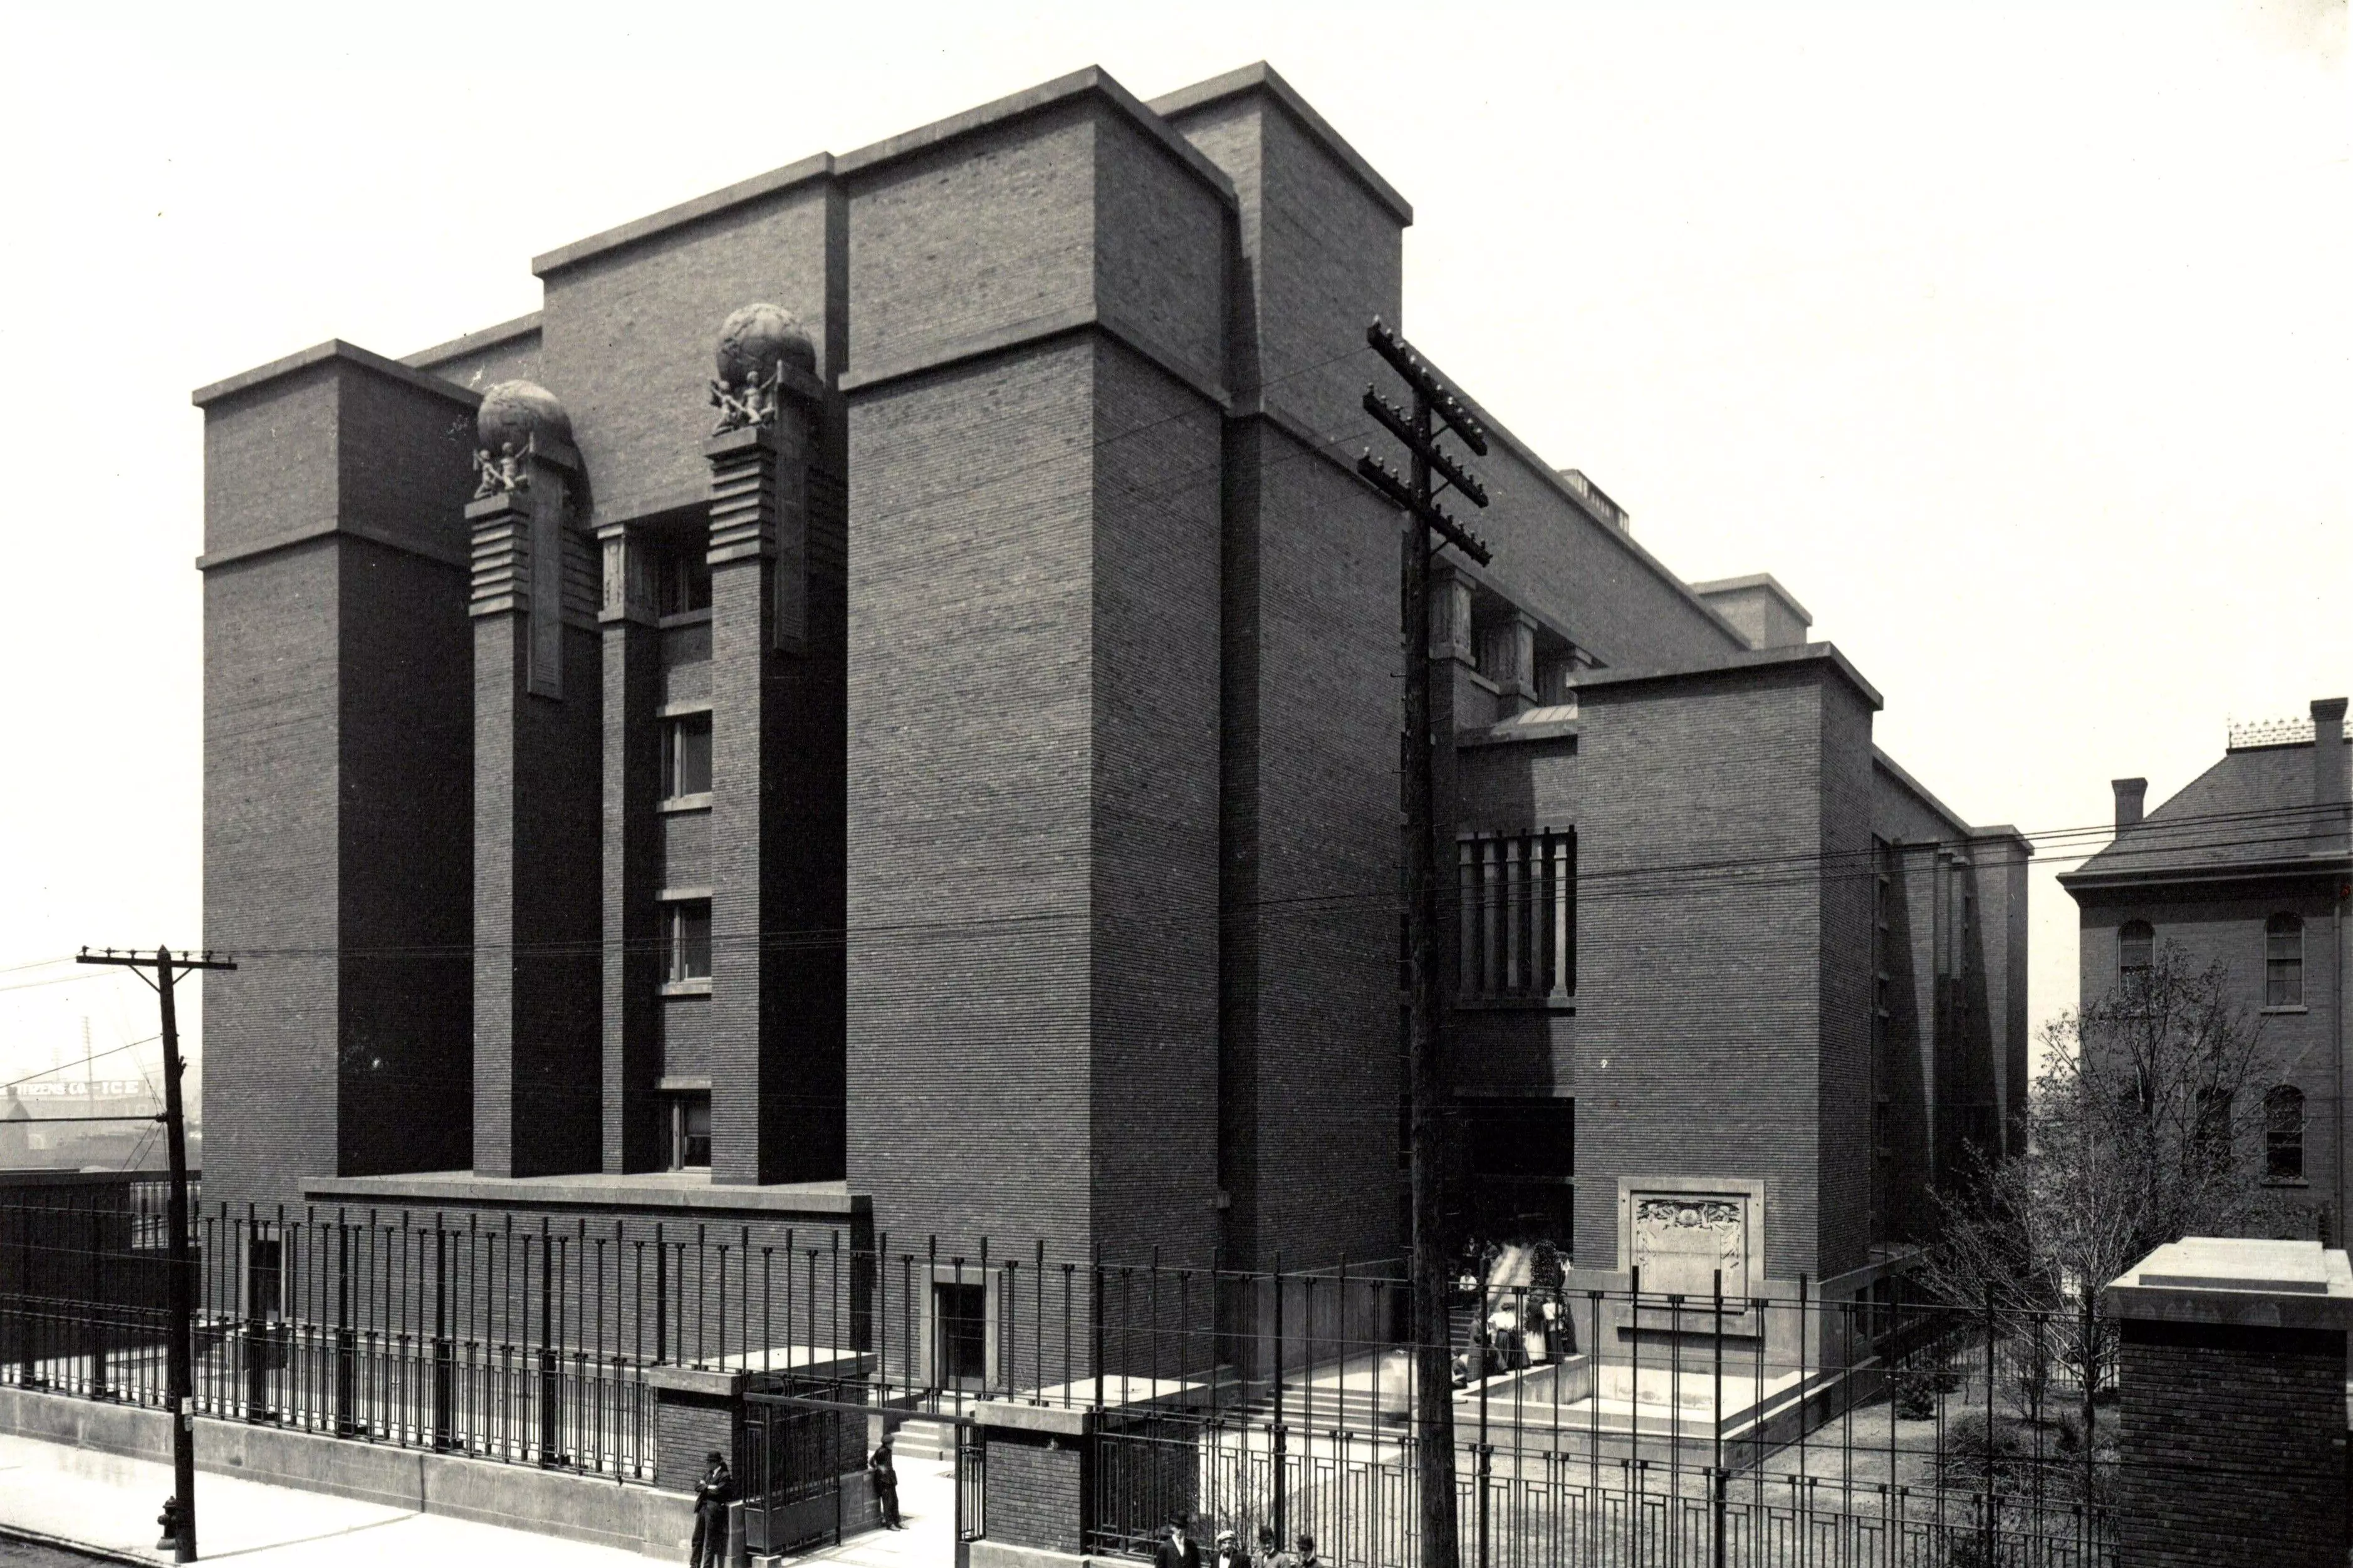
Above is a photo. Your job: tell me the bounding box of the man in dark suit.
[689,1450,733,1567]
[869,1436,902,1529]
[1154,1518,1204,1568]
[1210,1525,1251,1568]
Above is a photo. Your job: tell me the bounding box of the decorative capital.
[474,380,577,498]
[708,303,815,435]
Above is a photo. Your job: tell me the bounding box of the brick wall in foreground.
[2116,1317,2347,1567]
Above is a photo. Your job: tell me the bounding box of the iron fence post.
[334,1212,355,1437]
[1713,1269,1725,1568]
[540,1221,560,1465]
[434,1219,453,1448]
[1983,1294,1997,1563]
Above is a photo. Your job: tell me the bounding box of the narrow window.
[667,1093,711,1170]
[665,900,712,984]
[2265,1085,2305,1183]
[2118,920,2153,983]
[661,714,712,800]
[656,546,711,616]
[2265,914,2303,1007]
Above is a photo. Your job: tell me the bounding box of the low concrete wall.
[0,1386,693,1559]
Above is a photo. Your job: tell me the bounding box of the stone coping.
[1148,60,1413,224]
[192,337,483,411]
[402,311,543,373]
[300,1169,867,1218]
[645,1347,866,1397]
[971,1375,1221,1437]
[533,66,1234,280]
[1572,641,1885,714]
[2103,1238,2353,1332]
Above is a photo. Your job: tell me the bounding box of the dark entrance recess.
[1465,1097,1574,1247]
[934,1281,986,1386]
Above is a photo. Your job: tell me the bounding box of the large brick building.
[194,63,2026,1313]
[2061,698,2352,1236]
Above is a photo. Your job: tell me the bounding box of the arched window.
[2118,920,2153,982]
[2265,1085,2305,1183]
[2265,914,2304,1008]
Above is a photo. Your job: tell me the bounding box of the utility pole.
[1359,318,1492,1568]
[78,945,235,1565]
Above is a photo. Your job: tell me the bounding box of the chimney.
[2112,777,2147,831]
[2315,699,2349,849]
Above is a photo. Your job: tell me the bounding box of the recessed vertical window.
[2118,920,2153,983]
[1457,828,1576,1002]
[661,714,712,800]
[2265,914,2303,1008]
[2265,1085,2305,1184]
[656,546,711,617]
[665,900,711,984]
[668,1093,711,1170]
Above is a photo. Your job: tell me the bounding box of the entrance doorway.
[934,1281,987,1388]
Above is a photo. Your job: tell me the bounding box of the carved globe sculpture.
[475,380,574,455]
[715,303,815,387]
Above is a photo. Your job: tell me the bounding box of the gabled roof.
[2061,739,2352,890]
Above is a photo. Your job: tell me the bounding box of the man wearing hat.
[1153,1517,1204,1568]
[1209,1524,1253,1568]
[689,1450,733,1567]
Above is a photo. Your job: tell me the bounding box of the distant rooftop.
[2229,715,2317,750]
[2063,732,2350,886]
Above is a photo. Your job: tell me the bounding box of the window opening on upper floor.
[662,714,712,800]
[654,539,711,618]
[2118,920,2154,984]
[2265,914,2303,1008]
[665,899,712,984]
[2265,1084,2305,1184]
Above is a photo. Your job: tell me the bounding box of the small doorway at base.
[934,1281,987,1388]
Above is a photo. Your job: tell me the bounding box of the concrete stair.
[889,1416,956,1462]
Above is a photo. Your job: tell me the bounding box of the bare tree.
[1917,947,2307,1433]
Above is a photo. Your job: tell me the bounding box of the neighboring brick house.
[2060,698,2353,1238]
[192,62,2024,1322]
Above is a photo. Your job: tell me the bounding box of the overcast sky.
[0,1,2344,1104]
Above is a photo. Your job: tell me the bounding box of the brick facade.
[2063,707,2352,1239]
[2116,1318,2347,1565]
[197,64,2022,1319]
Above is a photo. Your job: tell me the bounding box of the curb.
[0,1520,159,1566]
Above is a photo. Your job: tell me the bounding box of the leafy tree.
[1917,947,2307,1435]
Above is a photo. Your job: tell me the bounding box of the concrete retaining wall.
[0,1386,693,1559]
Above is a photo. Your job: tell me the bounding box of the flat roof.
[192,338,482,411]
[1690,572,1814,627]
[533,65,1236,279]
[1149,60,1413,226]
[402,311,541,371]
[1573,640,1884,712]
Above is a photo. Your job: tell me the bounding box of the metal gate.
[742,1389,988,1561]
[743,1391,869,1555]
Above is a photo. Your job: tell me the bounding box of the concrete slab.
[2104,1237,2353,1331]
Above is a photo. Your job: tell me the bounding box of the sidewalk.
[0,1433,955,1567]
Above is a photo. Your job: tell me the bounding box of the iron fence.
[0,1196,2122,1565]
